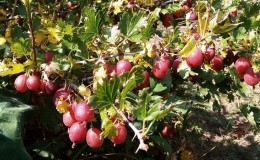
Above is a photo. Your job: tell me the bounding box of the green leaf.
[145,97,170,121]
[240,105,260,127]
[99,108,117,139]
[153,83,167,93]
[10,38,31,58]
[209,10,243,34]
[232,27,247,40]
[169,26,180,44]
[150,135,172,154]
[141,9,160,41]
[150,74,172,93]
[119,11,145,40]
[88,77,121,110]
[177,61,192,79]
[166,96,191,114]
[119,66,144,109]
[0,94,34,160]
[134,89,151,121]
[80,7,107,42]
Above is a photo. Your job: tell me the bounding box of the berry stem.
[114,107,148,153]
[24,0,37,65]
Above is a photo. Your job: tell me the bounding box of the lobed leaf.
[88,76,121,110]
[99,108,117,139]
[119,11,145,41]
[10,38,31,58]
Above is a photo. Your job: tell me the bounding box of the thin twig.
[11,0,18,18]
[114,107,148,153]
[76,51,141,64]
[25,0,37,65]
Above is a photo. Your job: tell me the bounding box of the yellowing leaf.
[0,37,6,45]
[138,61,152,69]
[100,108,117,139]
[0,59,33,77]
[78,85,91,97]
[21,0,32,5]
[56,98,70,113]
[220,50,228,57]
[113,0,124,15]
[134,54,144,62]
[64,25,74,35]
[35,30,46,44]
[209,10,243,34]
[198,12,207,36]
[94,66,107,85]
[5,27,12,42]
[47,27,61,44]
[40,44,51,51]
[48,35,59,44]
[179,36,197,57]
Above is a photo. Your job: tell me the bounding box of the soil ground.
[170,86,260,160]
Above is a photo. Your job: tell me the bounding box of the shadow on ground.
[178,107,260,160]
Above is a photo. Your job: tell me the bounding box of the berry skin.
[182,5,190,12]
[69,122,87,143]
[152,56,171,79]
[14,74,28,92]
[40,80,46,91]
[210,56,224,71]
[45,81,59,95]
[162,126,173,137]
[171,57,182,76]
[188,75,198,83]
[243,68,260,86]
[235,57,251,74]
[104,62,116,79]
[44,52,54,63]
[86,128,104,148]
[111,123,127,144]
[74,102,94,123]
[186,49,204,68]
[127,1,136,9]
[26,75,41,91]
[190,12,198,20]
[204,47,215,61]
[116,60,132,76]
[224,50,235,66]
[161,13,173,28]
[63,109,77,127]
[137,71,150,89]
[53,88,70,106]
[173,8,184,17]
[67,1,73,10]
[229,10,237,17]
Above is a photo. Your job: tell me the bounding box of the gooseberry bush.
[0,0,260,159]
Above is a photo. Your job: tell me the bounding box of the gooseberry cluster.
[61,99,127,148]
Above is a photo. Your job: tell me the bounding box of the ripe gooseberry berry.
[74,101,94,123]
[152,56,171,79]
[69,122,87,144]
[243,68,260,86]
[111,123,127,144]
[14,74,28,92]
[186,49,204,68]
[137,71,150,89]
[116,60,132,76]
[86,128,104,148]
[26,75,41,91]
